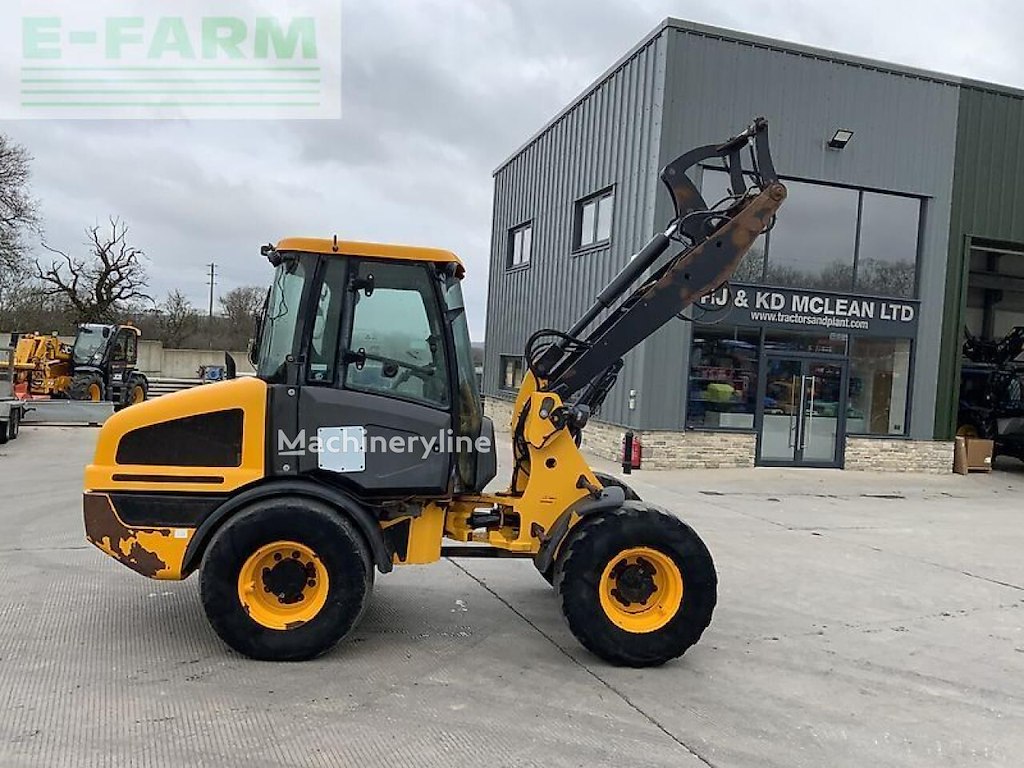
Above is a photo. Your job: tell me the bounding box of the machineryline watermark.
[278,429,492,461]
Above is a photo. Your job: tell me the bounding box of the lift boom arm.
[525,118,786,416]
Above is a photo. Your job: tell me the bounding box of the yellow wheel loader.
[84,119,786,666]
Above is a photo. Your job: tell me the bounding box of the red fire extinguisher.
[621,431,642,474]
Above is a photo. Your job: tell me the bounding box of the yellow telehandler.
[83,119,785,666]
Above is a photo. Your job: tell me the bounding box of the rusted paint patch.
[83,493,191,579]
[284,620,306,630]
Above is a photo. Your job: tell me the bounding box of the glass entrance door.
[759,357,846,467]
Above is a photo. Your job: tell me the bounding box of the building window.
[500,355,525,391]
[764,180,860,292]
[508,222,532,268]
[686,325,759,430]
[846,338,911,435]
[700,168,921,298]
[574,188,614,250]
[856,193,919,298]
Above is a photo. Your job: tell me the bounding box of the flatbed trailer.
[0,349,26,444]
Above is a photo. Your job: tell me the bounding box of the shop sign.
[697,283,919,336]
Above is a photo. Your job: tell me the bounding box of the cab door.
[293,258,455,495]
[108,327,137,399]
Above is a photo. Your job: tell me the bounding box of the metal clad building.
[485,18,1024,469]
[486,31,669,427]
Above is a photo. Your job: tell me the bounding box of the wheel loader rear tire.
[554,504,716,667]
[200,498,373,661]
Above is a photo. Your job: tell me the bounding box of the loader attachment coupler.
[527,118,786,410]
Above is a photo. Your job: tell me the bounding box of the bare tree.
[219,285,265,349]
[35,218,151,324]
[158,289,199,348]
[0,134,41,314]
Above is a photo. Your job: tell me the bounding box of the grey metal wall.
[485,19,962,439]
[656,23,961,439]
[482,30,669,427]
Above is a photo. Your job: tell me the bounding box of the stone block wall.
[844,437,954,473]
[484,396,755,469]
[485,397,955,473]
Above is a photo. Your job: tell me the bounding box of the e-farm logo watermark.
[2,1,341,119]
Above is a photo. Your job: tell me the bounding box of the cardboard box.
[953,436,993,474]
[966,438,994,472]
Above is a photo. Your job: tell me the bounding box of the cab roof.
[276,237,463,270]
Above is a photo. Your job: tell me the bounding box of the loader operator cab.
[250,239,496,496]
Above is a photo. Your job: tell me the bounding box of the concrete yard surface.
[1,426,1022,767]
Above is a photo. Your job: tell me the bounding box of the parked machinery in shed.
[83,119,786,666]
[959,326,1024,460]
[13,324,148,408]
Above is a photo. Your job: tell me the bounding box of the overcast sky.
[3,0,1023,340]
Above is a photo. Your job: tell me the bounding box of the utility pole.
[206,263,218,350]
[206,263,217,318]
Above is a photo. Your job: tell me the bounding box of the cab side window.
[112,331,128,362]
[307,260,346,384]
[343,261,450,408]
[124,331,137,365]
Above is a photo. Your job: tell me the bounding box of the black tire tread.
[200,498,373,661]
[554,504,717,667]
[68,372,104,401]
[119,375,148,409]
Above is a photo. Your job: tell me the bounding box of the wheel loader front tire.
[200,499,373,661]
[554,504,717,667]
[593,470,641,501]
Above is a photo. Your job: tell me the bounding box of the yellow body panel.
[392,504,446,565]
[446,389,597,554]
[276,238,463,269]
[84,376,267,494]
[83,377,268,580]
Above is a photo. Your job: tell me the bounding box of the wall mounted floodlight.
[828,129,854,149]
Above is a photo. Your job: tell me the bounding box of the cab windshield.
[256,256,307,383]
[73,325,108,365]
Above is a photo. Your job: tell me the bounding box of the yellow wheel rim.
[237,541,329,630]
[956,424,979,438]
[599,547,683,634]
[87,383,101,401]
[131,385,145,404]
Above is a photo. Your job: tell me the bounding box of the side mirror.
[248,314,263,367]
[225,352,237,380]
